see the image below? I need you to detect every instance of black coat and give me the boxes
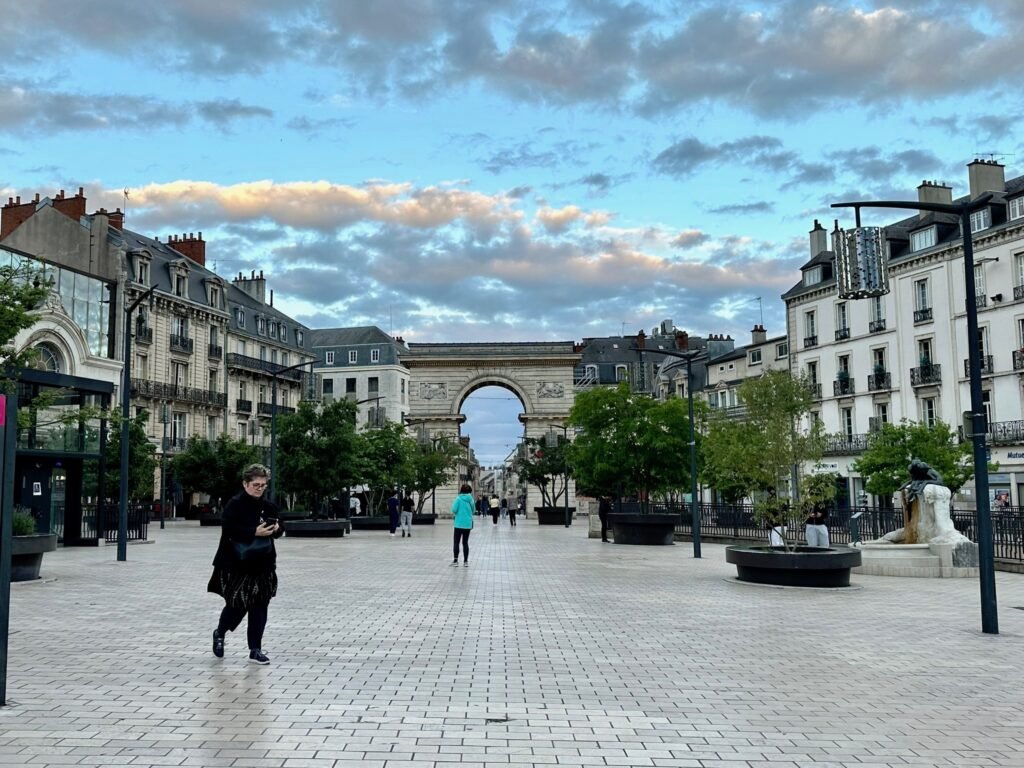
[212,490,284,571]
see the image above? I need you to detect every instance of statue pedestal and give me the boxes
[854,541,979,578]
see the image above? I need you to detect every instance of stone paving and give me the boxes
[2,516,1024,767]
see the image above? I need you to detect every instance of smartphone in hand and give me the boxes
[263,517,278,527]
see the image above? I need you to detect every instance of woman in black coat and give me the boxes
[208,464,284,665]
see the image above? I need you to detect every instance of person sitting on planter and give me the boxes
[805,501,830,548]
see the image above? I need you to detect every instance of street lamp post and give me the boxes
[637,347,702,558]
[832,194,998,635]
[545,424,571,527]
[118,284,155,562]
[269,358,320,503]
[159,403,169,530]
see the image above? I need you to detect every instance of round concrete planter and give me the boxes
[534,506,575,525]
[725,545,862,587]
[11,533,58,582]
[412,514,437,525]
[283,520,346,538]
[607,513,677,545]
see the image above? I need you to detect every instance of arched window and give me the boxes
[34,342,64,373]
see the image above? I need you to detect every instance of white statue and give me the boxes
[875,460,970,546]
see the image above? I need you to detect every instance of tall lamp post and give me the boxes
[118,284,155,562]
[637,347,702,558]
[269,358,321,503]
[832,193,998,635]
[545,424,571,527]
[158,403,169,530]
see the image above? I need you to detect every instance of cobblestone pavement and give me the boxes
[3,518,1024,767]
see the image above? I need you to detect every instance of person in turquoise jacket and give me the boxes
[450,484,475,567]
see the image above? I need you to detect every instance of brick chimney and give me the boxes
[108,207,124,230]
[635,329,646,349]
[1,194,36,239]
[675,331,689,350]
[917,180,953,218]
[967,159,1005,199]
[52,187,87,222]
[168,232,206,266]
[751,324,767,344]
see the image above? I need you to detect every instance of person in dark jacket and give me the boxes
[208,464,284,665]
[387,490,400,537]
[598,496,612,542]
[805,502,830,548]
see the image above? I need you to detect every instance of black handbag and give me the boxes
[231,536,273,563]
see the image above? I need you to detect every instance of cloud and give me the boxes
[707,201,774,215]
[286,115,356,135]
[652,135,795,179]
[196,99,273,129]
[535,205,609,234]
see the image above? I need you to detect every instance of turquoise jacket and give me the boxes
[451,493,475,529]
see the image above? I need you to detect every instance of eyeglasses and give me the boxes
[247,481,268,490]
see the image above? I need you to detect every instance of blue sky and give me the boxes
[3,0,1023,462]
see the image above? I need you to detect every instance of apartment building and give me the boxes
[784,160,1024,506]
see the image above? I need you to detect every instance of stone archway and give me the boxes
[403,341,581,515]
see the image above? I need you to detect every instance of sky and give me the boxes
[3,0,1023,463]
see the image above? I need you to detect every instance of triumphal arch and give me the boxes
[403,341,581,513]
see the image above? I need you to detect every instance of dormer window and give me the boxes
[235,308,245,328]
[1009,196,1024,221]
[969,208,991,233]
[174,274,188,298]
[137,260,149,285]
[295,329,304,346]
[208,285,220,308]
[280,324,287,341]
[910,226,936,252]
[371,348,380,363]
[326,351,335,365]
[257,316,266,335]
[803,265,822,286]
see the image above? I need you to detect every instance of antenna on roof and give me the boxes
[123,187,129,224]
[973,151,1015,163]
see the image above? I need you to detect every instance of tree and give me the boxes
[852,419,975,498]
[103,410,159,501]
[512,436,571,507]
[401,435,464,513]
[0,259,51,384]
[353,421,409,515]
[276,398,360,510]
[568,383,696,505]
[171,434,263,510]
[701,370,826,544]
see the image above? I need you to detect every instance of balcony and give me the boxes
[165,437,188,452]
[808,382,822,399]
[135,325,153,344]
[910,363,941,386]
[130,378,227,408]
[1015,284,1024,301]
[236,398,253,413]
[913,307,933,323]
[1014,349,1024,371]
[833,377,855,396]
[824,433,870,455]
[964,355,994,377]
[257,402,297,416]
[867,371,891,391]
[208,343,223,360]
[975,294,987,309]
[869,319,886,333]
[803,335,818,348]
[226,352,303,381]
[991,420,1024,444]
[834,327,850,341]
[169,334,194,354]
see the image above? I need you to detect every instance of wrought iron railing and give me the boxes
[910,363,941,386]
[169,334,194,354]
[869,319,886,333]
[236,398,253,413]
[131,378,227,407]
[975,294,988,309]
[803,335,818,348]
[1015,284,1024,301]
[226,352,303,381]
[991,420,1024,444]
[833,377,854,396]
[914,307,933,323]
[102,504,149,543]
[808,382,822,399]
[256,402,297,416]
[208,344,223,359]
[823,433,870,455]
[834,327,850,341]
[964,355,994,376]
[135,326,153,344]
[1014,349,1024,371]
[867,371,890,391]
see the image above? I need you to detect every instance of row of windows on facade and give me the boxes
[132,355,299,408]
[137,310,299,366]
[812,388,996,439]
[321,377,407,400]
[323,349,381,365]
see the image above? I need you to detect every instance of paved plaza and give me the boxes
[2,518,1024,767]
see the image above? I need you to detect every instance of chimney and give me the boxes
[917,180,953,218]
[108,207,124,230]
[751,324,767,345]
[169,231,206,266]
[707,333,735,359]
[809,219,827,257]
[233,268,267,304]
[52,186,87,223]
[967,159,1005,199]
[636,329,646,349]
[1,195,37,239]
[675,331,689,350]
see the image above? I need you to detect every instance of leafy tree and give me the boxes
[701,370,826,543]
[353,421,409,515]
[401,434,464,514]
[0,260,51,385]
[852,419,975,498]
[172,434,263,510]
[103,410,159,501]
[512,436,572,507]
[276,398,360,510]
[568,383,697,505]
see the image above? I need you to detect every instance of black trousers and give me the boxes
[453,528,470,560]
[491,510,499,524]
[599,514,608,540]
[508,510,517,526]
[218,602,269,650]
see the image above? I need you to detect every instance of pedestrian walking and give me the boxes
[805,501,830,548]
[400,492,414,537]
[477,494,488,517]
[387,490,400,537]
[598,495,611,542]
[451,483,475,566]
[208,463,283,665]
[500,497,508,518]
[508,495,518,526]
[489,494,500,524]
[349,494,361,516]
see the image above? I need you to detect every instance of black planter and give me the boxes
[350,515,391,530]
[198,515,223,527]
[283,520,346,538]
[11,533,58,582]
[725,545,862,588]
[534,506,575,525]
[607,513,676,545]
[412,514,437,525]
